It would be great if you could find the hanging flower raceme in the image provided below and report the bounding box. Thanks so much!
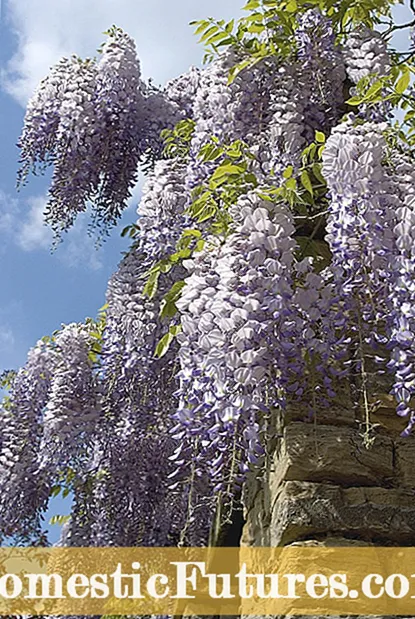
[263,62,307,178]
[92,28,145,229]
[186,51,309,188]
[385,154,415,432]
[138,66,202,163]
[295,9,346,139]
[322,120,397,305]
[322,121,405,407]
[17,29,184,237]
[67,158,210,546]
[102,158,187,387]
[342,27,392,122]
[342,27,390,84]
[17,57,73,185]
[174,191,297,490]
[186,52,241,190]
[0,341,58,542]
[41,324,100,466]
[165,66,201,120]
[46,57,99,235]
[290,258,349,414]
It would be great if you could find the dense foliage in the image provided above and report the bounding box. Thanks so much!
[3,0,415,545]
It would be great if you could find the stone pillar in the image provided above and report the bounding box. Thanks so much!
[242,391,415,548]
[240,392,415,618]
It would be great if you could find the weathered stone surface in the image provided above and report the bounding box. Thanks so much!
[395,434,415,489]
[270,481,415,546]
[369,394,409,436]
[241,487,271,547]
[271,423,394,490]
[287,536,373,547]
[285,383,356,427]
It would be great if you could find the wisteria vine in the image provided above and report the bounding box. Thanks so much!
[4,0,415,546]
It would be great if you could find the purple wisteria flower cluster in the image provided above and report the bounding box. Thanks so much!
[295,10,346,138]
[174,193,296,488]
[17,29,192,237]
[342,27,390,84]
[4,7,415,546]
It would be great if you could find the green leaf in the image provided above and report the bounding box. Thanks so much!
[121,225,130,237]
[283,165,294,179]
[207,32,229,46]
[243,0,260,9]
[143,270,160,299]
[212,162,245,178]
[315,131,326,143]
[200,25,219,43]
[300,170,313,195]
[89,331,102,340]
[346,95,363,106]
[312,163,326,185]
[155,325,182,359]
[169,248,192,263]
[362,79,384,101]
[155,332,173,358]
[160,300,178,319]
[195,239,205,252]
[182,228,202,239]
[192,20,210,36]
[246,23,265,33]
[404,109,415,123]
[227,58,258,84]
[49,514,70,526]
[164,280,186,303]
[285,0,298,12]
[225,19,235,33]
[50,485,61,498]
[196,203,217,223]
[396,69,411,94]
[199,143,224,162]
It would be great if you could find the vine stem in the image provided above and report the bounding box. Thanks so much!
[357,307,372,448]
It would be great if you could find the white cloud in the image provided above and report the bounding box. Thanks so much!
[0,189,51,249]
[15,195,104,271]
[0,190,19,233]
[0,188,131,271]
[59,226,104,272]
[18,195,53,250]
[3,0,243,105]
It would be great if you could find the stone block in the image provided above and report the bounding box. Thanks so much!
[395,435,415,489]
[271,423,394,490]
[271,481,415,546]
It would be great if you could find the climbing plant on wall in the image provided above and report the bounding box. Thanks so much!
[2,0,415,546]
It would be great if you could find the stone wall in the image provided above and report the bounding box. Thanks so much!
[238,393,415,619]
[242,391,415,549]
